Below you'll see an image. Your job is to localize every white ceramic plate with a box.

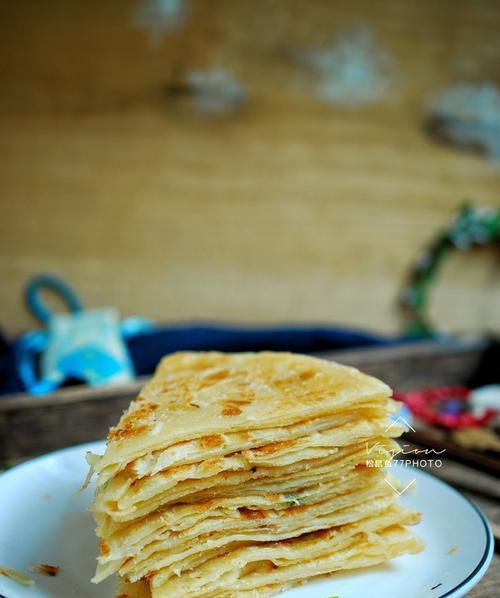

[0,442,493,598]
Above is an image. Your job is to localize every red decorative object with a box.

[394,385,497,429]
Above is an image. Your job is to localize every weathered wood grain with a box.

[1,0,500,335]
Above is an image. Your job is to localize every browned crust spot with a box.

[160,462,192,477]
[199,458,225,473]
[221,405,242,416]
[200,434,225,449]
[99,540,110,556]
[299,369,316,381]
[204,369,229,381]
[106,500,119,512]
[265,493,283,501]
[123,403,158,422]
[108,423,149,442]
[283,505,307,516]
[251,440,296,455]
[124,460,138,476]
[193,499,220,512]
[239,508,267,520]
[226,398,252,405]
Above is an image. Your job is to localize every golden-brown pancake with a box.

[90,352,423,597]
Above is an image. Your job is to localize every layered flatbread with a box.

[89,352,423,598]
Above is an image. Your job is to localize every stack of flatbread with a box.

[89,351,424,598]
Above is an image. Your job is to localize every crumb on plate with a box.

[33,564,60,577]
[0,564,35,586]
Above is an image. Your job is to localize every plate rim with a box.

[0,443,494,598]
[0,440,105,480]
[408,466,494,598]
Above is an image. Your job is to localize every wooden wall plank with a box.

[1,0,499,334]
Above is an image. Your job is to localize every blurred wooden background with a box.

[1,0,500,336]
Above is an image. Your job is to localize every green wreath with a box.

[400,203,500,336]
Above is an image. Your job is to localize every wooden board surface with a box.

[1,0,500,336]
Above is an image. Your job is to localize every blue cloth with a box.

[0,322,404,395]
[127,323,399,375]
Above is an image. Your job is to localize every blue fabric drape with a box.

[1,323,404,395]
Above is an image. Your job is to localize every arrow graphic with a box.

[384,477,415,496]
[385,416,416,434]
